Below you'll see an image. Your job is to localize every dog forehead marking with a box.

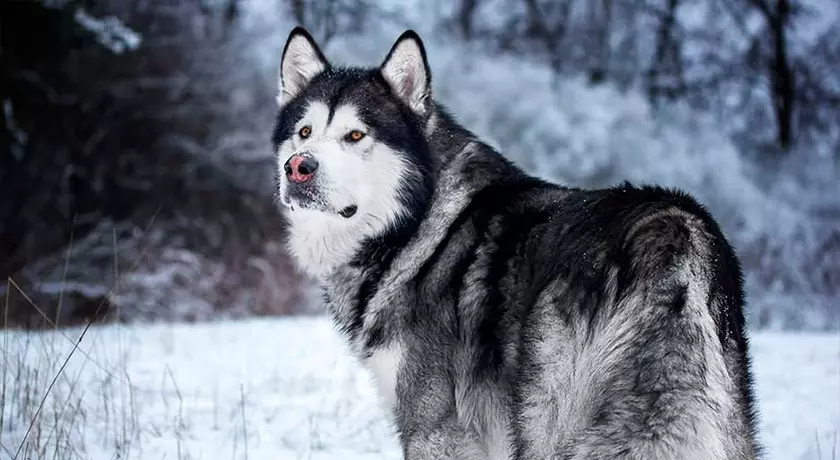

[297,101,330,135]
[296,101,366,139]
[329,104,367,133]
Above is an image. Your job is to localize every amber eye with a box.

[345,130,366,142]
[298,126,311,139]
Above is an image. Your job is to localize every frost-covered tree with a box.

[444,0,839,157]
[1,0,305,327]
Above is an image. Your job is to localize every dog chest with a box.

[363,342,403,410]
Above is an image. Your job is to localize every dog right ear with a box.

[278,27,329,106]
[380,30,432,116]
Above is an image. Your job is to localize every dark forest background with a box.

[1,0,838,330]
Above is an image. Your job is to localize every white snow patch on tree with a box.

[74,8,142,55]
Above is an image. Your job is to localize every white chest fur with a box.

[363,343,403,410]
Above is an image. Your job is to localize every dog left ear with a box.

[380,30,431,116]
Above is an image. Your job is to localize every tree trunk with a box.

[457,0,479,40]
[585,0,612,84]
[769,0,795,150]
[647,0,683,102]
[290,0,305,25]
[750,0,796,150]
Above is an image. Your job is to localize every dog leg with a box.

[396,364,477,459]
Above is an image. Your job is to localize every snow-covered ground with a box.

[1,318,838,459]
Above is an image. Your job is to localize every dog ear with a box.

[380,30,432,115]
[278,27,329,105]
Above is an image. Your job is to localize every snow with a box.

[74,8,142,55]
[1,317,837,459]
[2,100,26,161]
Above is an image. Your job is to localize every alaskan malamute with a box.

[273,27,760,460]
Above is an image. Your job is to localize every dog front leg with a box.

[402,420,480,460]
[395,369,478,459]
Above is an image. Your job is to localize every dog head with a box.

[273,28,435,277]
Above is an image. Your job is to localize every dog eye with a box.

[298,126,312,139]
[345,130,366,142]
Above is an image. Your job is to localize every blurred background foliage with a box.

[0,0,837,330]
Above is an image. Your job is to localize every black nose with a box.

[284,154,319,183]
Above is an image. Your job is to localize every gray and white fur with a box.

[272,27,761,460]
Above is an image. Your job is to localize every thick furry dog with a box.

[273,27,761,460]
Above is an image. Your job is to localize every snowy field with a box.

[1,317,838,460]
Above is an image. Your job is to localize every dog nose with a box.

[284,154,318,183]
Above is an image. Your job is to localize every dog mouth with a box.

[283,186,358,219]
[288,201,357,219]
